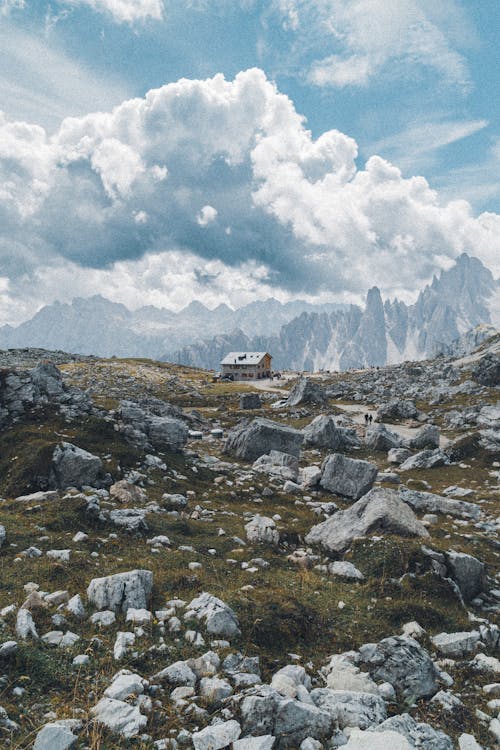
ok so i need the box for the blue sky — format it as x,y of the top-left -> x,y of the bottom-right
0,0 -> 499,322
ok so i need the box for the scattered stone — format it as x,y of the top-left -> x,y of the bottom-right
87,570 -> 153,613
306,488 -> 429,554
245,515 -> 280,546
224,418 -> 303,462
320,453 -> 378,501
51,442 -> 103,489
240,394 -> 262,410
91,697 -> 147,738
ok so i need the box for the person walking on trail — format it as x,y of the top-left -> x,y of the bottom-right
368,414 -> 373,424
364,413 -> 369,425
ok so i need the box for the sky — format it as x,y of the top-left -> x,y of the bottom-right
0,0 -> 499,324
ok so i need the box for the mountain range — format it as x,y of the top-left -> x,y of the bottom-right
1,253 -> 498,371
176,254 -> 500,371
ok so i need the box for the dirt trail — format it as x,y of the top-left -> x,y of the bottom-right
251,381 -> 449,447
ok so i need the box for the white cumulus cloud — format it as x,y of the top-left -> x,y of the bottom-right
0,67 -> 498,324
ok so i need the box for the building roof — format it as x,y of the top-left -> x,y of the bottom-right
220,351 -> 270,365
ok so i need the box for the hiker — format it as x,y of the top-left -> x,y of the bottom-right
364,413 -> 369,425
369,414 -> 373,424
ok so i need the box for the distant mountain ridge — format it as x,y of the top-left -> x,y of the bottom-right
1,254 -> 498,370
175,254 -> 500,371
0,295 -> 345,359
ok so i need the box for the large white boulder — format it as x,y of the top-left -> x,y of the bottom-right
87,570 -> 153,613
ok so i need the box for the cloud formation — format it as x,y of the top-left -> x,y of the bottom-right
64,0 -> 164,23
272,0 -> 471,90
0,67 -> 499,325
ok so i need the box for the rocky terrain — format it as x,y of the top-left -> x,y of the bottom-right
0,339 -> 498,749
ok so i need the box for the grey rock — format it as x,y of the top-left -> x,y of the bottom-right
387,448 -> 412,465
0,525 -> 5,548
303,415 -> 360,450
365,424 -> 402,451
224,418 -> 303,462
240,393 -> 262,410
471,353 -> 500,386
233,738 -> 275,750
361,636 -> 440,700
374,713 -> 453,750
245,515 -> 280,546
51,442 -> 102,489
109,508 -> 148,532
192,720 -> 241,750
320,453 -> 378,500
148,416 -> 188,452
405,424 -> 440,450
253,451 -> 299,482
376,400 -> 418,422
327,561 -> 364,580
199,676 -> 233,706
306,488 -> 429,554
87,570 -> 153,613
16,608 -> 38,639
446,551 -> 486,602
33,722 -> 77,750
91,697 -> 147,738
285,378 -> 326,407
399,488 -> 481,520
431,631 -> 481,658
151,660 -> 197,687
399,449 -> 448,471
239,686 -> 334,749
186,592 -> 241,639
344,729 -> 412,749
310,688 -> 387,729
104,671 -> 146,701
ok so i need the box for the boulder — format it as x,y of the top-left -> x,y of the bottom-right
33,722 -> 78,750
344,729 -> 411,749
224,418 -> 303,462
303,415 -> 360,450
365,424 -> 402,451
446,550 -> 486,602
239,686 -> 334,749
387,448 -> 411,465
399,449 -> 448,471
91,697 -> 147,738
405,424 -> 440,450
240,393 -> 262,410
147,416 -> 188,452
186,592 -> 241,639
327,561 -> 364,581
306,488 -> 429,554
310,688 -> 387,729
361,635 -> 440,700
252,451 -> 299,482
374,713 -> 453,749
109,480 -> 146,504
471,353 -> 500,386
431,631 -> 481,658
245,515 -> 280,546
320,454 -> 378,500
192,720 -> 241,750
51,442 -> 102,489
30,362 -> 65,398
375,400 -> 418,422
234,738 -> 275,750
0,525 -> 5,549
87,570 -> 153,613
285,378 -> 326,407
399,488 -> 481,520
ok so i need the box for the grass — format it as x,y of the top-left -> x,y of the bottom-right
0,355 -> 497,746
